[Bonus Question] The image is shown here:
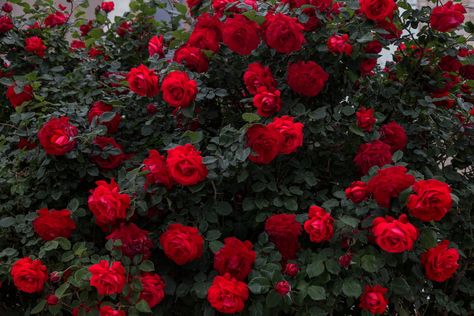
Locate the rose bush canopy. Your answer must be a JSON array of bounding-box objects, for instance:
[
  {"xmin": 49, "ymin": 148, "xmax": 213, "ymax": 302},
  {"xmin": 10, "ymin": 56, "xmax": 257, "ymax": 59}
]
[{"xmin": 0, "ymin": 0, "xmax": 473, "ymax": 315}]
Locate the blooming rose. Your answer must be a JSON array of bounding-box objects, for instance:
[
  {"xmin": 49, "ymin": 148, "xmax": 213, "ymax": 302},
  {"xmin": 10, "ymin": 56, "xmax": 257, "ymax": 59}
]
[
  {"xmin": 214, "ymin": 237, "xmax": 256, "ymax": 280},
  {"xmin": 91, "ymin": 136, "xmax": 127, "ymax": 169},
  {"xmin": 243, "ymin": 62, "xmax": 277, "ymax": 95},
  {"xmin": 6, "ymin": 84, "xmax": 33, "ymax": 108},
  {"xmin": 89, "ymin": 260, "xmax": 126, "ymax": 295},
  {"xmin": 71, "ymin": 40, "xmax": 86, "ymax": 50},
  {"xmin": 304, "ymin": 206, "xmax": 334, "ymax": 243},
  {"xmin": 360, "ymin": 58, "xmax": 378, "ymax": 75},
  {"xmin": 367, "ymin": 166, "xmax": 415, "ymax": 208},
  {"xmin": 106, "ymin": 223, "xmax": 153, "ymax": 259},
  {"xmin": 407, "ymin": 179, "xmax": 452, "ymax": 222},
  {"xmin": 327, "ymin": 34, "xmax": 352, "ymax": 56},
  {"xmin": 263, "ymin": 13, "xmax": 304, "ymax": 54},
  {"xmin": 364, "ymin": 40, "xmax": 383, "ymax": 54},
  {"xmin": 421, "ymin": 240, "xmax": 460, "ymax": 282},
  {"xmin": 143, "ymin": 150, "xmax": 174, "ymax": 189},
  {"xmin": 80, "ymin": 20, "xmax": 93, "ymax": 36},
  {"xmin": 379, "ymin": 121, "xmax": 407, "ymax": 153},
  {"xmin": 356, "ymin": 107, "xmax": 376, "ymax": 132},
  {"xmin": 430, "ymin": 1, "xmax": 466, "ymax": 32},
  {"xmin": 88, "ymin": 101, "xmax": 121, "ymax": 133},
  {"xmin": 274, "ymin": 280, "xmax": 291, "ymax": 295},
  {"xmin": 173, "ymin": 45, "xmax": 209, "ymax": 73},
  {"xmin": 287, "ymin": 61, "xmax": 329, "ymax": 97},
  {"xmin": 33, "ymin": 208, "xmax": 76, "ymax": 241},
  {"xmin": 212, "ymin": 0, "xmax": 256, "ymax": 17},
  {"xmin": 10, "ymin": 257, "xmax": 48, "ymax": 293},
  {"xmin": 439, "ymin": 55, "xmax": 462, "ymax": 72},
  {"xmin": 267, "ymin": 116, "xmax": 304, "ymax": 155},
  {"xmin": 359, "ymin": 0, "xmax": 396, "ymax": 22},
  {"xmin": 101, "ymin": 1, "xmax": 115, "ymax": 12},
  {"xmin": 353, "ymin": 140, "xmax": 392, "ymax": 175},
  {"xmin": 44, "ymin": 11, "xmax": 68, "ymax": 27},
  {"xmin": 252, "ymin": 88, "xmax": 282, "ymax": 117},
  {"xmin": 116, "ymin": 21, "xmax": 131, "ymax": 37},
  {"xmin": 166, "ymin": 144, "xmax": 208, "ymax": 186},
  {"xmin": 359, "ymin": 285, "xmax": 388, "ymax": 315},
  {"xmin": 460, "ymin": 65, "xmax": 474, "ymax": 80},
  {"xmin": 2, "ymin": 3, "xmax": 13, "ymax": 13},
  {"xmin": 99, "ymin": 306, "xmax": 125, "ymax": 316},
  {"xmin": 188, "ymin": 19, "xmax": 221, "ymax": 53},
  {"xmin": 148, "ymin": 35, "xmax": 164, "ymax": 58},
  {"xmin": 25, "ymin": 36, "xmax": 46, "ymax": 57},
  {"xmin": 0, "ymin": 15, "xmax": 13, "ymax": 33},
  {"xmin": 246, "ymin": 124, "xmax": 283, "ymax": 164},
  {"xmin": 160, "ymin": 223, "xmax": 203, "ymax": 265},
  {"xmin": 372, "ymin": 214, "xmax": 418, "ymax": 253},
  {"xmin": 345, "ymin": 181, "xmax": 370, "ymax": 203},
  {"xmin": 222, "ymin": 14, "xmax": 261, "ymax": 55},
  {"xmin": 127, "ymin": 64, "xmax": 160, "ymax": 97},
  {"xmin": 38, "ymin": 116, "xmax": 78, "ymax": 155},
  {"xmin": 139, "ymin": 273, "xmax": 166, "ymax": 308},
  {"xmin": 207, "ymin": 274, "xmax": 249, "ymax": 314},
  {"xmin": 187, "ymin": 0, "xmax": 201, "ymax": 9},
  {"xmin": 161, "ymin": 71, "xmax": 198, "ymax": 108},
  {"xmin": 265, "ymin": 214, "xmax": 302, "ymax": 261},
  {"xmin": 88, "ymin": 179, "xmax": 130, "ymax": 230}
]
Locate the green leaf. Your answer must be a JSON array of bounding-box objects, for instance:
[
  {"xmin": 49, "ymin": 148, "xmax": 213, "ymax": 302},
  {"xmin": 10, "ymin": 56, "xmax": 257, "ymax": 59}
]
[
  {"xmin": 391, "ymin": 277, "xmax": 410, "ymax": 295},
  {"xmin": 55, "ymin": 283, "xmax": 69, "ymax": 298},
  {"xmin": 0, "ymin": 217, "xmax": 16, "ymax": 228},
  {"xmin": 31, "ymin": 300, "xmax": 46, "ymax": 314},
  {"xmin": 307, "ymin": 286, "xmax": 326, "ymax": 301},
  {"xmin": 248, "ymin": 277, "xmax": 271, "ymax": 294},
  {"xmin": 325, "ymin": 259, "xmax": 341, "ymax": 275},
  {"xmin": 349, "ymin": 124, "xmax": 365, "ymax": 136},
  {"xmin": 392, "ymin": 150, "xmax": 404, "ymax": 162},
  {"xmin": 340, "ymin": 215, "xmax": 359, "ymax": 228},
  {"xmin": 306, "ymin": 261, "xmax": 325, "ymax": 278},
  {"xmin": 139, "ymin": 260, "xmax": 155, "ymax": 272},
  {"xmin": 57, "ymin": 238, "xmax": 71, "ymax": 250},
  {"xmin": 214, "ymin": 201, "xmax": 233, "ymax": 216},
  {"xmin": 242, "ymin": 112, "xmax": 261, "ymax": 123},
  {"xmin": 209, "ymin": 240, "xmax": 224, "ymax": 253},
  {"xmin": 361, "ymin": 255, "xmax": 383, "ymax": 273},
  {"xmin": 174, "ymin": 2, "xmax": 188, "ymax": 14},
  {"xmin": 419, "ymin": 229, "xmax": 438, "ymax": 250},
  {"xmin": 265, "ymin": 290, "xmax": 281, "ymax": 308},
  {"xmin": 135, "ymin": 300, "xmax": 152, "ymax": 313},
  {"xmin": 183, "ymin": 130, "xmax": 203, "ymax": 144},
  {"xmin": 205, "ymin": 230, "xmax": 221, "ymax": 241},
  {"xmin": 342, "ymin": 278, "xmax": 362, "ymax": 298}
]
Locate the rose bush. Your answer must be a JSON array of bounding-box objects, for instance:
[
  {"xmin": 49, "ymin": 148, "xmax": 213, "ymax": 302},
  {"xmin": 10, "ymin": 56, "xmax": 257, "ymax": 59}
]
[{"xmin": 0, "ymin": 0, "xmax": 473, "ymax": 315}]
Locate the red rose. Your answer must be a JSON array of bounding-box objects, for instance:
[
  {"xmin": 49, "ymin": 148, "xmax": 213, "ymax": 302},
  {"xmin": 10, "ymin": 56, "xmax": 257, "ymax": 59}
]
[
  {"xmin": 222, "ymin": 14, "xmax": 261, "ymax": 55},
  {"xmin": 148, "ymin": 35, "xmax": 164, "ymax": 58},
  {"xmin": 207, "ymin": 273, "xmax": 249, "ymax": 314},
  {"xmin": 25, "ymin": 36, "xmax": 46, "ymax": 57},
  {"xmin": 379, "ymin": 121, "xmax": 407, "ymax": 153},
  {"xmin": 372, "ymin": 214, "xmax": 418, "ymax": 253},
  {"xmin": 460, "ymin": 64, "xmax": 474, "ymax": 80},
  {"xmin": 46, "ymin": 294, "xmax": 59, "ymax": 305},
  {"xmin": 71, "ymin": 40, "xmax": 86, "ymax": 50},
  {"xmin": 116, "ymin": 21, "xmax": 131, "ymax": 37},
  {"xmin": 99, "ymin": 306, "xmax": 125, "ymax": 316},
  {"xmin": 187, "ymin": 0, "xmax": 201, "ymax": 9},
  {"xmin": 265, "ymin": 214, "xmax": 302, "ymax": 261},
  {"xmin": 407, "ymin": 179, "xmax": 452, "ymax": 222},
  {"xmin": 106, "ymin": 223, "xmax": 153, "ymax": 259},
  {"xmin": 252, "ymin": 88, "xmax": 282, "ymax": 117},
  {"xmin": 364, "ymin": 40, "xmax": 383, "ymax": 54},
  {"xmin": 166, "ymin": 144, "xmax": 208, "ymax": 186},
  {"xmin": 345, "ymin": 181, "xmax": 370, "ymax": 203},
  {"xmin": 44, "ymin": 11, "xmax": 68, "ymax": 27},
  {"xmin": 195, "ymin": 13, "xmax": 222, "ymax": 40},
  {"xmin": 173, "ymin": 45, "xmax": 209, "ymax": 73},
  {"xmin": 161, "ymin": 71, "xmax": 198, "ymax": 108},
  {"xmin": 287, "ymin": 61, "xmax": 329, "ymax": 97},
  {"xmin": 367, "ymin": 166, "xmax": 415, "ymax": 208},
  {"xmin": 246, "ymin": 124, "xmax": 283, "ymax": 164},
  {"xmin": 274, "ymin": 280, "xmax": 291, "ymax": 296},
  {"xmin": 353, "ymin": 140, "xmax": 392, "ymax": 175},
  {"xmin": 327, "ymin": 34, "xmax": 352, "ymax": 56},
  {"xmin": 359, "ymin": 285, "xmax": 388, "ymax": 315},
  {"xmin": 188, "ymin": 26, "xmax": 221, "ymax": 53},
  {"xmin": 139, "ymin": 273, "xmax": 166, "ymax": 308},
  {"xmin": 89, "ymin": 260, "xmax": 126, "ymax": 295},
  {"xmin": 0, "ymin": 15, "xmax": 13, "ymax": 33},
  {"xmin": 127, "ymin": 64, "xmax": 159, "ymax": 97},
  {"xmin": 263, "ymin": 13, "xmax": 304, "ymax": 54},
  {"xmin": 2, "ymin": 3, "xmax": 13, "ymax": 13},
  {"xmin": 421, "ymin": 240, "xmax": 460, "ymax": 282},
  {"xmin": 214, "ymin": 237, "xmax": 256, "ymax": 280},
  {"xmin": 304, "ymin": 206, "xmax": 334, "ymax": 243},
  {"xmin": 430, "ymin": 1, "xmax": 466, "ymax": 32},
  {"xmin": 88, "ymin": 179, "xmax": 130, "ymax": 231},
  {"xmin": 91, "ymin": 136, "xmax": 126, "ymax": 169},
  {"xmin": 33, "ymin": 208, "xmax": 76, "ymax": 241},
  {"xmin": 88, "ymin": 47, "xmax": 104, "ymax": 58},
  {"xmin": 101, "ymin": 2, "xmax": 115, "ymax": 12},
  {"xmin": 88, "ymin": 101, "xmax": 121, "ymax": 133},
  {"xmin": 359, "ymin": 0, "xmax": 396, "ymax": 22},
  {"xmin": 143, "ymin": 150, "xmax": 174, "ymax": 189},
  {"xmin": 356, "ymin": 107, "xmax": 376, "ymax": 132},
  {"xmin": 243, "ymin": 62, "xmax": 277, "ymax": 95},
  {"xmin": 283, "ymin": 263, "xmax": 299, "ymax": 277},
  {"xmin": 267, "ymin": 116, "xmax": 304, "ymax": 155},
  {"xmin": 80, "ymin": 20, "xmax": 93, "ymax": 36},
  {"xmin": 159, "ymin": 223, "xmax": 204, "ymax": 265},
  {"xmin": 6, "ymin": 84, "xmax": 33, "ymax": 108},
  {"xmin": 360, "ymin": 58, "xmax": 377, "ymax": 75},
  {"xmin": 10, "ymin": 257, "xmax": 48, "ymax": 293},
  {"xmin": 38, "ymin": 116, "xmax": 78, "ymax": 155},
  {"xmin": 212, "ymin": 0, "xmax": 256, "ymax": 17},
  {"xmin": 338, "ymin": 252, "xmax": 352, "ymax": 268},
  {"xmin": 439, "ymin": 55, "xmax": 461, "ymax": 72}
]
